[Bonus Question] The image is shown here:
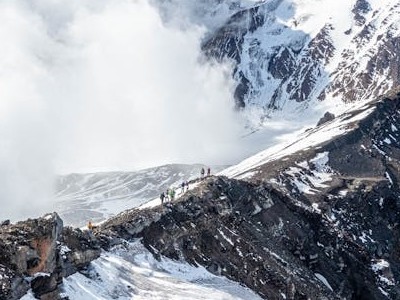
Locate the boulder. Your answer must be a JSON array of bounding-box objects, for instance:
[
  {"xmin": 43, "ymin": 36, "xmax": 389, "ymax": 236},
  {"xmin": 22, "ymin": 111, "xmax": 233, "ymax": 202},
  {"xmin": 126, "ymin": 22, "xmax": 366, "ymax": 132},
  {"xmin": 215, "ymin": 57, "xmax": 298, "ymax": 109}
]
[
  {"xmin": 60, "ymin": 227, "xmax": 101, "ymax": 277},
  {"xmin": 317, "ymin": 111, "xmax": 335, "ymax": 126}
]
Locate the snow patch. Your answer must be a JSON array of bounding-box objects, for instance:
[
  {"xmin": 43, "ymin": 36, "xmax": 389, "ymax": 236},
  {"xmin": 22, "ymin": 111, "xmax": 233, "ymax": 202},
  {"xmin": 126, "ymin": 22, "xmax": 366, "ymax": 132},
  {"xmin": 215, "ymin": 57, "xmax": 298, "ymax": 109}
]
[
  {"xmin": 314, "ymin": 273, "xmax": 333, "ymax": 291},
  {"xmin": 60, "ymin": 241, "xmax": 261, "ymax": 300}
]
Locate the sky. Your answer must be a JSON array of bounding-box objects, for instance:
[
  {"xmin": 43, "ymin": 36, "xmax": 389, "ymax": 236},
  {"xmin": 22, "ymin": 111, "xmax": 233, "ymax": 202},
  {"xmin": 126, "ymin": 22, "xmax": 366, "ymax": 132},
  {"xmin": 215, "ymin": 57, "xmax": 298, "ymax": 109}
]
[{"xmin": 0, "ymin": 0, "xmax": 251, "ymax": 220}]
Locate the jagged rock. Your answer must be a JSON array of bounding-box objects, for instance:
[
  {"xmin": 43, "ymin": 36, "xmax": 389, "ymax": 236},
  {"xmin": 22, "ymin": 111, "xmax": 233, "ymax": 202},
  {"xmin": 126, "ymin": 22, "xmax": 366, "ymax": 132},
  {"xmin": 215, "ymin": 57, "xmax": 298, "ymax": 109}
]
[
  {"xmin": 0, "ymin": 220, "xmax": 10, "ymax": 227},
  {"xmin": 0, "ymin": 264, "xmax": 30, "ymax": 300},
  {"xmin": 352, "ymin": 0, "xmax": 371, "ymax": 26},
  {"xmin": 61, "ymin": 227, "xmax": 101, "ymax": 277},
  {"xmin": 200, "ymin": 0, "xmax": 400, "ymax": 116},
  {"xmin": 0, "ymin": 213, "xmax": 63, "ymax": 299},
  {"xmin": 30, "ymin": 273, "xmax": 59, "ymax": 300},
  {"xmin": 317, "ymin": 111, "xmax": 335, "ymax": 126},
  {"xmin": 0, "ymin": 213, "xmax": 101, "ymax": 300},
  {"xmin": 0, "ymin": 213, "xmax": 63, "ymax": 275}
]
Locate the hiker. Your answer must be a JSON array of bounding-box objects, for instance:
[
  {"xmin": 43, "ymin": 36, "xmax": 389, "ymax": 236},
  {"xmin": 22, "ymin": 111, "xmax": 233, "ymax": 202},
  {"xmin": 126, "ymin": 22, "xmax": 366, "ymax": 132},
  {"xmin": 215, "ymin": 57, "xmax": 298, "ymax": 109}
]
[
  {"xmin": 166, "ymin": 189, "xmax": 170, "ymax": 202},
  {"xmin": 160, "ymin": 192, "xmax": 165, "ymax": 205},
  {"xmin": 201, "ymin": 167, "xmax": 205, "ymax": 179},
  {"xmin": 185, "ymin": 181, "xmax": 189, "ymax": 191},
  {"xmin": 207, "ymin": 167, "xmax": 211, "ymax": 177},
  {"xmin": 169, "ymin": 188, "xmax": 176, "ymax": 201},
  {"xmin": 87, "ymin": 221, "xmax": 97, "ymax": 231},
  {"xmin": 181, "ymin": 182, "xmax": 185, "ymax": 193}
]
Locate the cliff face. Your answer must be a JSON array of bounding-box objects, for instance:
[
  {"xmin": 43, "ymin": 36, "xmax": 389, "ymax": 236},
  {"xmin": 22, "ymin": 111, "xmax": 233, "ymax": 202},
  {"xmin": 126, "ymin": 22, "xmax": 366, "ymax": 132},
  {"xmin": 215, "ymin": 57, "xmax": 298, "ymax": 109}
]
[
  {"xmin": 0, "ymin": 213, "xmax": 100, "ymax": 300},
  {"xmin": 97, "ymin": 94, "xmax": 400, "ymax": 299},
  {"xmin": 201, "ymin": 0, "xmax": 400, "ymax": 115}
]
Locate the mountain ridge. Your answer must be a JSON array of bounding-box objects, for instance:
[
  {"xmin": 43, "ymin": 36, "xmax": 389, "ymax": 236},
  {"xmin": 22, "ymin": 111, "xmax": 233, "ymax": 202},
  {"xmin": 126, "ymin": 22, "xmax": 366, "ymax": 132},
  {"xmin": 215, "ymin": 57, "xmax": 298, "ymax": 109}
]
[
  {"xmin": 96, "ymin": 92, "xmax": 400, "ymax": 299},
  {"xmin": 200, "ymin": 0, "xmax": 400, "ymax": 119}
]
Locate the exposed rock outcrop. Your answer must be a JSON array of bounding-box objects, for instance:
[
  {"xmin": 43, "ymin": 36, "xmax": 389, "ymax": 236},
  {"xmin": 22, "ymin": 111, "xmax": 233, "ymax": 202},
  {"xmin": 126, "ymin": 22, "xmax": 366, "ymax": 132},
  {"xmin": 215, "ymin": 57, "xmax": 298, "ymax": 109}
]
[
  {"xmin": 60, "ymin": 227, "xmax": 101, "ymax": 277},
  {"xmin": 317, "ymin": 111, "xmax": 335, "ymax": 126},
  {"xmin": 0, "ymin": 213, "xmax": 100, "ymax": 300}
]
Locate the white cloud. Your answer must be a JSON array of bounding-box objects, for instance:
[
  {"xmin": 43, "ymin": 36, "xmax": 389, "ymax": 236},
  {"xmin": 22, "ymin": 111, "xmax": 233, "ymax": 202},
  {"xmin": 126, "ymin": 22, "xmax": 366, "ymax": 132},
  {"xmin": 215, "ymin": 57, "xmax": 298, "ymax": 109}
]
[{"xmin": 0, "ymin": 0, "xmax": 244, "ymax": 220}]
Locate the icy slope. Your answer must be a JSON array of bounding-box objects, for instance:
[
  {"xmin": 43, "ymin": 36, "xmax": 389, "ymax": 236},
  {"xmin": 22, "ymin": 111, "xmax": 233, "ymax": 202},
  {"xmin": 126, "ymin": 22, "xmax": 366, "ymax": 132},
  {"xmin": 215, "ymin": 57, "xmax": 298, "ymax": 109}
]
[
  {"xmin": 20, "ymin": 241, "xmax": 261, "ymax": 300},
  {"xmin": 57, "ymin": 241, "xmax": 262, "ymax": 300},
  {"xmin": 55, "ymin": 164, "xmax": 224, "ymax": 227}
]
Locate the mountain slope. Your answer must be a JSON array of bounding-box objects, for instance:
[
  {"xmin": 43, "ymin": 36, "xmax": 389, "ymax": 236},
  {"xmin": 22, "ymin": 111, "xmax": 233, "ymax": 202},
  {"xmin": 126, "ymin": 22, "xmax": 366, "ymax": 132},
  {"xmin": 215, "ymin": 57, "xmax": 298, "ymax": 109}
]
[
  {"xmin": 97, "ymin": 92, "xmax": 400, "ymax": 299},
  {"xmin": 2, "ymin": 94, "xmax": 400, "ymax": 299},
  {"xmin": 201, "ymin": 0, "xmax": 400, "ymax": 116}
]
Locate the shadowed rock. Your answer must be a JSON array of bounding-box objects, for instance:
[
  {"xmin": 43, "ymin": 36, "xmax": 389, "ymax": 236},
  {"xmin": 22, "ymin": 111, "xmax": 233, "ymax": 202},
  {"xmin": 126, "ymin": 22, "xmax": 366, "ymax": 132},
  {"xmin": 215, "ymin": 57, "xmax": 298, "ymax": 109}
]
[{"xmin": 0, "ymin": 213, "xmax": 100, "ymax": 300}]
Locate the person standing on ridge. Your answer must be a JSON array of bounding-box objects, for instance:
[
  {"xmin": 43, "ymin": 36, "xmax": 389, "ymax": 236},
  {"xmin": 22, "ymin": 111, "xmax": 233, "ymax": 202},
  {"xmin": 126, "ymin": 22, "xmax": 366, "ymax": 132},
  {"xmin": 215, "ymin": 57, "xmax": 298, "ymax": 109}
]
[
  {"xmin": 166, "ymin": 189, "xmax": 170, "ymax": 202},
  {"xmin": 207, "ymin": 167, "xmax": 211, "ymax": 177},
  {"xmin": 160, "ymin": 192, "xmax": 165, "ymax": 205},
  {"xmin": 201, "ymin": 167, "xmax": 205, "ymax": 179},
  {"xmin": 169, "ymin": 188, "xmax": 176, "ymax": 201},
  {"xmin": 181, "ymin": 182, "xmax": 185, "ymax": 194}
]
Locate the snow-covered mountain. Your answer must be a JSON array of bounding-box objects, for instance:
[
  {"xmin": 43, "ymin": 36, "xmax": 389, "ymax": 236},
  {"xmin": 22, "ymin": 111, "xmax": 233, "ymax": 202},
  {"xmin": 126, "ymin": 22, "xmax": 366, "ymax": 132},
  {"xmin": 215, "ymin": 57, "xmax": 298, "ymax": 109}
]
[
  {"xmin": 55, "ymin": 164, "xmax": 225, "ymax": 227},
  {"xmin": 2, "ymin": 1, "xmax": 400, "ymax": 299},
  {"xmin": 154, "ymin": 0, "xmax": 400, "ymax": 119}
]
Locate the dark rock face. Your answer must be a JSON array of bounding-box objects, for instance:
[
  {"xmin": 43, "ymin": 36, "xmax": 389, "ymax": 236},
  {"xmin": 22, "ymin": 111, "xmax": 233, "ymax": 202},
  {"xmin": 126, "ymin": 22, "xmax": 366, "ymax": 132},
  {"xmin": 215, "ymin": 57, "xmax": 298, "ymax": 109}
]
[
  {"xmin": 202, "ymin": 3, "xmax": 274, "ymax": 109},
  {"xmin": 98, "ymin": 95, "xmax": 400, "ymax": 299},
  {"xmin": 0, "ymin": 213, "xmax": 100, "ymax": 300},
  {"xmin": 317, "ymin": 111, "xmax": 335, "ymax": 126},
  {"xmin": 0, "ymin": 264, "xmax": 29, "ymax": 300},
  {"xmin": 0, "ymin": 213, "xmax": 63, "ymax": 300},
  {"xmin": 201, "ymin": 0, "xmax": 400, "ymax": 116},
  {"xmin": 0, "ymin": 220, "xmax": 10, "ymax": 227},
  {"xmin": 60, "ymin": 227, "xmax": 101, "ymax": 277},
  {"xmin": 352, "ymin": 0, "xmax": 371, "ymax": 26},
  {"xmin": 202, "ymin": 2, "xmax": 337, "ymax": 108}
]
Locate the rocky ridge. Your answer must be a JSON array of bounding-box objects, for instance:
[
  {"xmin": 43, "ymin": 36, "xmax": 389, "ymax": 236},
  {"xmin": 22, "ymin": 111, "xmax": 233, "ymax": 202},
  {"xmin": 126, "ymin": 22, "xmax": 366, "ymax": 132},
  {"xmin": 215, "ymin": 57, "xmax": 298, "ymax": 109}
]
[
  {"xmin": 97, "ymin": 94, "xmax": 400, "ymax": 299},
  {"xmin": 2, "ymin": 94, "xmax": 400, "ymax": 299},
  {"xmin": 55, "ymin": 164, "xmax": 225, "ymax": 228}
]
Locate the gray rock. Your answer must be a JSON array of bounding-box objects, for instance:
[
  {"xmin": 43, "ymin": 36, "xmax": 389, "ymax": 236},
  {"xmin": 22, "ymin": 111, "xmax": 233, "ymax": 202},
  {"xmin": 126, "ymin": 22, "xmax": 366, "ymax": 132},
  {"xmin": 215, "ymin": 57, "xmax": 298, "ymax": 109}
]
[
  {"xmin": 1, "ymin": 220, "xmax": 10, "ymax": 226},
  {"xmin": 61, "ymin": 227, "xmax": 101, "ymax": 277},
  {"xmin": 317, "ymin": 112, "xmax": 335, "ymax": 126},
  {"xmin": 0, "ymin": 213, "xmax": 100, "ymax": 300}
]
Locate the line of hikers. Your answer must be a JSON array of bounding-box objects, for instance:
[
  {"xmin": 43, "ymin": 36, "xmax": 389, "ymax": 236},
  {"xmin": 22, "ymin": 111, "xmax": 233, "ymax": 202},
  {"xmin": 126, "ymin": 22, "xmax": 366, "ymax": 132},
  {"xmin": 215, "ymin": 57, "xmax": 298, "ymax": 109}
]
[
  {"xmin": 159, "ymin": 167, "xmax": 212, "ymax": 205},
  {"xmin": 88, "ymin": 167, "xmax": 214, "ymax": 229},
  {"xmin": 201, "ymin": 167, "xmax": 211, "ymax": 179}
]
